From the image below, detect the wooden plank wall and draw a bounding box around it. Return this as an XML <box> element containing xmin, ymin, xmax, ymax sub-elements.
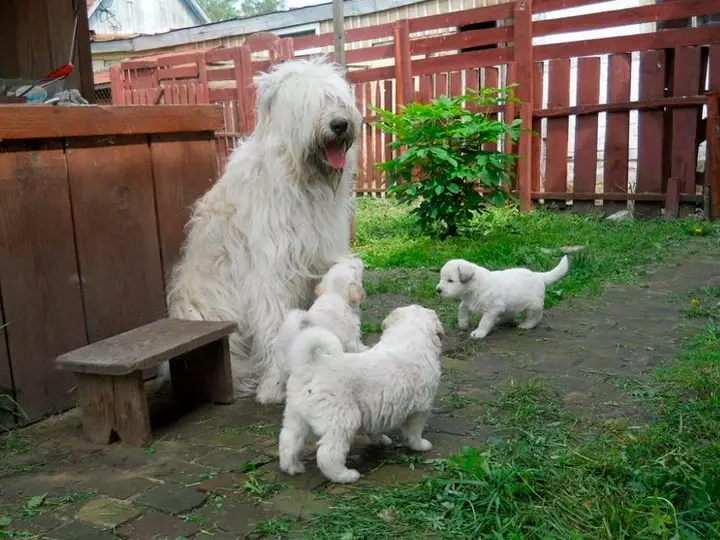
<box><xmin>0</xmin><ymin>111</ymin><xmax>221</xmax><ymax>427</ymax></box>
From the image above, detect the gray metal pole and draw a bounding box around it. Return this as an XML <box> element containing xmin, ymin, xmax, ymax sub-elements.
<box><xmin>333</xmin><ymin>0</ymin><xmax>345</xmax><ymax>67</ymax></box>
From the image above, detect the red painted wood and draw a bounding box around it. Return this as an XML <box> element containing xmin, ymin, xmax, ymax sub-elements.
<box><xmin>514</xmin><ymin>0</ymin><xmax>534</xmax><ymax>211</ymax></box>
<box><xmin>604</xmin><ymin>53</ymin><xmax>631</xmax><ymax>195</ymax></box>
<box><xmin>536</xmin><ymin>26</ymin><xmax>720</xmax><ymax>62</ymax></box>
<box><xmin>409</xmin><ymin>3</ymin><xmax>514</xmax><ymax>33</ymax></box>
<box><xmin>411</xmin><ymin>27</ymin><xmax>512</xmax><ymax>56</ymax></box>
<box><xmin>545</xmin><ymin>59</ymin><xmax>570</xmax><ymax>193</ymax></box>
<box><xmin>419</xmin><ymin>74</ymin><xmax>432</xmax><ymax>103</ymax></box>
<box><xmin>535</xmin><ymin>0</ymin><xmax>720</xmax><ymax>38</ymax></box>
<box><xmin>636</xmin><ymin>50</ymin><xmax>666</xmax><ymax>194</ymax></box>
<box><xmin>670</xmin><ymin>46</ymin><xmax>703</xmax><ymax>194</ymax></box>
<box><xmin>573</xmin><ymin>57</ymin><xmax>601</xmax><ymax>195</ymax></box>
<box><xmin>711</xmin><ymin>45</ymin><xmax>720</xmax><ymax>93</ymax></box>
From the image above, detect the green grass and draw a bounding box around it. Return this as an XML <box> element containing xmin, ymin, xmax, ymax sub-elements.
<box><xmin>354</xmin><ymin>198</ymin><xmax>714</xmax><ymax>307</ymax></box>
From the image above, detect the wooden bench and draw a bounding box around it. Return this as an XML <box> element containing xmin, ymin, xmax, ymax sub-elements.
<box><xmin>56</xmin><ymin>318</ymin><xmax>236</xmax><ymax>447</ymax></box>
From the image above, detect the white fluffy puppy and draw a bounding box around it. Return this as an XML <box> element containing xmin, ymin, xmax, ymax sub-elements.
<box><xmin>436</xmin><ymin>255</ymin><xmax>569</xmax><ymax>340</ymax></box>
<box><xmin>279</xmin><ymin>305</ymin><xmax>444</xmax><ymax>484</ymax></box>
<box><xmin>166</xmin><ymin>58</ymin><xmax>362</xmax><ymax>403</ymax></box>
<box><xmin>273</xmin><ymin>256</ymin><xmax>369</xmax><ymax>400</ymax></box>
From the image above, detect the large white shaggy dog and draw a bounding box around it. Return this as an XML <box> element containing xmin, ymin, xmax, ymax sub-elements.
<box><xmin>166</xmin><ymin>58</ymin><xmax>362</xmax><ymax>403</ymax></box>
<box><xmin>278</xmin><ymin>305</ymin><xmax>444</xmax><ymax>484</ymax></box>
<box><xmin>436</xmin><ymin>255</ymin><xmax>569</xmax><ymax>340</ymax></box>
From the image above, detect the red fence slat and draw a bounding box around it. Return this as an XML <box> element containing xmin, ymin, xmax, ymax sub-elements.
<box><xmin>670</xmin><ymin>46</ymin><xmax>703</xmax><ymax>194</ymax></box>
<box><xmin>545</xmin><ymin>59</ymin><xmax>570</xmax><ymax>193</ymax></box>
<box><xmin>637</xmin><ymin>50</ymin><xmax>666</xmax><ymax>196</ymax></box>
<box><xmin>574</xmin><ymin>57</ymin><xmax>601</xmax><ymax>196</ymax></box>
<box><xmin>604</xmin><ymin>53</ymin><xmax>632</xmax><ymax>197</ymax></box>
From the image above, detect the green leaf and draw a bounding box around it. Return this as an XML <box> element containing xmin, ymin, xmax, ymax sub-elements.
<box><xmin>435</xmin><ymin>185</ymin><xmax>445</xmax><ymax>195</ymax></box>
<box><xmin>447</xmin><ymin>183</ymin><xmax>461</xmax><ymax>194</ymax></box>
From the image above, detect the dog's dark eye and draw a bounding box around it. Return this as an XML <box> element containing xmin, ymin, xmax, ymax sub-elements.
<box><xmin>447</xmin><ymin>279</ymin><xmax>454</xmax><ymax>283</ymax></box>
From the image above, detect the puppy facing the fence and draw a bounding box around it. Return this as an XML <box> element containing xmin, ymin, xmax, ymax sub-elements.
<box><xmin>274</xmin><ymin>256</ymin><xmax>369</xmax><ymax>400</ymax></box>
<box><xmin>436</xmin><ymin>255</ymin><xmax>569</xmax><ymax>340</ymax></box>
<box><xmin>278</xmin><ymin>304</ymin><xmax>444</xmax><ymax>484</ymax></box>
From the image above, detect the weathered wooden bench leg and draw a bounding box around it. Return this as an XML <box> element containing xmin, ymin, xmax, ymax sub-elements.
<box><xmin>169</xmin><ymin>337</ymin><xmax>234</xmax><ymax>405</ymax></box>
<box><xmin>113</xmin><ymin>371</ymin><xmax>152</xmax><ymax>447</ymax></box>
<box><xmin>76</xmin><ymin>371</ymin><xmax>151</xmax><ymax>447</ymax></box>
<box><xmin>76</xmin><ymin>373</ymin><xmax>116</xmax><ymax>444</ymax></box>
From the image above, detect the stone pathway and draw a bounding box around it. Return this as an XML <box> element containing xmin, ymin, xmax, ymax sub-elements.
<box><xmin>1</xmin><ymin>240</ymin><xmax>719</xmax><ymax>539</ymax></box>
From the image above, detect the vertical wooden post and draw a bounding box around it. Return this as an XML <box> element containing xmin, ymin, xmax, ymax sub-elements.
<box><xmin>110</xmin><ymin>64</ymin><xmax>124</xmax><ymax>105</ymax></box>
<box><xmin>514</xmin><ymin>0</ymin><xmax>534</xmax><ymax>212</ymax></box>
<box><xmin>708</xmin><ymin>92</ymin><xmax>720</xmax><ymax>220</ymax></box>
<box><xmin>393</xmin><ymin>20</ymin><xmax>413</xmax><ymax>111</ymax></box>
<box><xmin>334</xmin><ymin>0</ymin><xmax>346</xmax><ymax>67</ymax></box>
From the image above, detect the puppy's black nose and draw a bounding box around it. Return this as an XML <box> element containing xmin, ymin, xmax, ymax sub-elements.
<box><xmin>330</xmin><ymin>118</ymin><xmax>348</xmax><ymax>135</ymax></box>
<box><xmin>436</xmin><ymin>286</ymin><xmax>442</xmax><ymax>294</ymax></box>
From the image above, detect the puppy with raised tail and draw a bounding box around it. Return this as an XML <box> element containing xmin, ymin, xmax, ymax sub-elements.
<box><xmin>279</xmin><ymin>305</ymin><xmax>444</xmax><ymax>484</ymax></box>
<box><xmin>436</xmin><ymin>255</ymin><xmax>569</xmax><ymax>340</ymax></box>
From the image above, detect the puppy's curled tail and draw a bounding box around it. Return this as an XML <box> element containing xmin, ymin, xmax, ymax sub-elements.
<box><xmin>287</xmin><ymin>326</ymin><xmax>344</xmax><ymax>373</ymax></box>
<box><xmin>540</xmin><ymin>255</ymin><xmax>569</xmax><ymax>285</ymax></box>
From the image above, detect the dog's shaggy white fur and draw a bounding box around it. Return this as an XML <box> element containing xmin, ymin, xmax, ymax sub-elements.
<box><xmin>166</xmin><ymin>58</ymin><xmax>362</xmax><ymax>403</ymax></box>
<box><xmin>274</xmin><ymin>256</ymin><xmax>369</xmax><ymax>400</ymax></box>
<box><xmin>436</xmin><ymin>255</ymin><xmax>569</xmax><ymax>340</ymax></box>
<box><xmin>279</xmin><ymin>305</ymin><xmax>444</xmax><ymax>483</ymax></box>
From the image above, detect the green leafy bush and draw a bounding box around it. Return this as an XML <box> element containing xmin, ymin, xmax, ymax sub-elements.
<box><xmin>371</xmin><ymin>88</ymin><xmax>524</xmax><ymax>237</ymax></box>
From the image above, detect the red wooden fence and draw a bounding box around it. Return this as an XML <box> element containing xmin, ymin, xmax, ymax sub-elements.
<box><xmin>112</xmin><ymin>0</ymin><xmax>720</xmax><ymax>216</ymax></box>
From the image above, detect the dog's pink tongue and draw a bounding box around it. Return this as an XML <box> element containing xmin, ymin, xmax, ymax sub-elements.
<box><xmin>325</xmin><ymin>144</ymin><xmax>347</xmax><ymax>169</ymax></box>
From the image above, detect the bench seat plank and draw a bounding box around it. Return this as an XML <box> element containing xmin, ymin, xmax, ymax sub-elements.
<box><xmin>56</xmin><ymin>319</ymin><xmax>236</xmax><ymax>376</ymax></box>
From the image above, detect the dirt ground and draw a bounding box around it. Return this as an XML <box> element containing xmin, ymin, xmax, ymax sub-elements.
<box><xmin>1</xmin><ymin>239</ymin><xmax>719</xmax><ymax>539</ymax></box>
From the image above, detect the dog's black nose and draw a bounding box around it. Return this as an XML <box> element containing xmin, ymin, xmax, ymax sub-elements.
<box><xmin>436</xmin><ymin>286</ymin><xmax>442</xmax><ymax>294</ymax></box>
<box><xmin>330</xmin><ymin>118</ymin><xmax>348</xmax><ymax>135</ymax></box>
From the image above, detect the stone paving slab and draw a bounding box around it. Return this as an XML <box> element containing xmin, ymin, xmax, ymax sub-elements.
<box><xmin>135</xmin><ymin>484</ymin><xmax>208</xmax><ymax>515</ymax></box>
<box><xmin>76</xmin><ymin>497</ymin><xmax>140</xmax><ymax>529</ymax></box>
<box><xmin>94</xmin><ymin>476</ymin><xmax>158</xmax><ymax>500</ymax></box>
<box><xmin>116</xmin><ymin>510</ymin><xmax>202</xmax><ymax>539</ymax></box>
<box><xmin>47</xmin><ymin>520</ymin><xmax>117</xmax><ymax>540</ymax></box>
<box><xmin>198</xmin><ymin>499</ymin><xmax>275</xmax><ymax>535</ymax></box>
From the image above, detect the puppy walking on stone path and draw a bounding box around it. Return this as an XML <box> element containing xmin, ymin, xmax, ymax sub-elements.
<box><xmin>278</xmin><ymin>305</ymin><xmax>444</xmax><ymax>484</ymax></box>
<box><xmin>436</xmin><ymin>255</ymin><xmax>569</xmax><ymax>340</ymax></box>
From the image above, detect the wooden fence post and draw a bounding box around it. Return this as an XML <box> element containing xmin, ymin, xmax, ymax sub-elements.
<box><xmin>708</xmin><ymin>92</ymin><xmax>720</xmax><ymax>219</ymax></box>
<box><xmin>514</xmin><ymin>0</ymin><xmax>534</xmax><ymax>212</ymax></box>
<box><xmin>393</xmin><ymin>19</ymin><xmax>413</xmax><ymax>111</ymax></box>
<box><xmin>110</xmin><ymin>65</ymin><xmax>124</xmax><ymax>105</ymax></box>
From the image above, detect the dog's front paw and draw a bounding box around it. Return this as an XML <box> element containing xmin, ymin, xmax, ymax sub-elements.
<box><xmin>409</xmin><ymin>438</ymin><xmax>433</xmax><ymax>452</ymax></box>
<box><xmin>371</xmin><ymin>434</ymin><xmax>392</xmax><ymax>446</ymax></box>
<box><xmin>280</xmin><ymin>461</ymin><xmax>306</xmax><ymax>476</ymax></box>
<box><xmin>332</xmin><ymin>469</ymin><xmax>361</xmax><ymax>484</ymax></box>
<box><xmin>470</xmin><ymin>329</ymin><xmax>487</xmax><ymax>340</ymax></box>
